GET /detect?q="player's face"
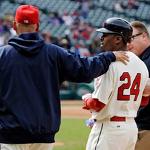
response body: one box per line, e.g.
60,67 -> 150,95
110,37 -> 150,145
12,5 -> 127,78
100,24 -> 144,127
100,33 -> 117,51
127,27 -> 144,56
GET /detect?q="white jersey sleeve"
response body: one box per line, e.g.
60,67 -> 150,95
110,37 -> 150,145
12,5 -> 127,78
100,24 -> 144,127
92,64 -> 115,105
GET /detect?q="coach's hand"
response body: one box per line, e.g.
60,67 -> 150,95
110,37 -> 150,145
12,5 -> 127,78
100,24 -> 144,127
113,51 -> 129,65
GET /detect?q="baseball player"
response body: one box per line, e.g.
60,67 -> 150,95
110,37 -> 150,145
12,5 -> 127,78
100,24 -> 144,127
82,18 -> 149,150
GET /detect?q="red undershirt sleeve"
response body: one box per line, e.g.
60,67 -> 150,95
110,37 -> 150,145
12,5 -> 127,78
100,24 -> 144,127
83,98 -> 106,112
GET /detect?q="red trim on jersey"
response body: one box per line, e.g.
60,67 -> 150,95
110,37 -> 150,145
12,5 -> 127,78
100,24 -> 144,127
140,96 -> 150,107
82,98 -> 106,112
110,116 -> 126,121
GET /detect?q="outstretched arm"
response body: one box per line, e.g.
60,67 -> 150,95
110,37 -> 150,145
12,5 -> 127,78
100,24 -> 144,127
57,44 -> 129,83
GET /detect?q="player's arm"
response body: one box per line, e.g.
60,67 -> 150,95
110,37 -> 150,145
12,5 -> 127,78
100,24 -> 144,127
57,45 -> 128,83
140,78 -> 150,107
143,78 -> 150,96
82,93 -> 106,112
140,96 -> 150,107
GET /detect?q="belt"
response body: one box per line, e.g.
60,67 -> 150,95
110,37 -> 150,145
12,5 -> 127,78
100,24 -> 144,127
110,116 -> 126,121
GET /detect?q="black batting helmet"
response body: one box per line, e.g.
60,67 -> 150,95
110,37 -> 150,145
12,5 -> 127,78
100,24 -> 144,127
96,17 -> 133,43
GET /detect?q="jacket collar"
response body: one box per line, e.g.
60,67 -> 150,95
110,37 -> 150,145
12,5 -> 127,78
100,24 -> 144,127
140,45 -> 150,60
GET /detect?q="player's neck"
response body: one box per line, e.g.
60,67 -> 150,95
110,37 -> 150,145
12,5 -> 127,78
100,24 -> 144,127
115,45 -> 127,52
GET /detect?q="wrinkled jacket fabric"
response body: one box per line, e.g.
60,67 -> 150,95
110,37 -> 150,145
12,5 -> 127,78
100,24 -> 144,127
0,32 -> 115,143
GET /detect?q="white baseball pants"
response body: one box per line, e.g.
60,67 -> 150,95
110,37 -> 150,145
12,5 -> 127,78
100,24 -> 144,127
86,118 -> 138,150
0,143 -> 54,150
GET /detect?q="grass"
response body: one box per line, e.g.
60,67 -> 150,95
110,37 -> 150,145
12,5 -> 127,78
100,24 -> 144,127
53,118 -> 90,150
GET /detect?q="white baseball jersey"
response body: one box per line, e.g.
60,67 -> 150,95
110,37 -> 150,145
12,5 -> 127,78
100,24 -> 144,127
91,51 -> 148,121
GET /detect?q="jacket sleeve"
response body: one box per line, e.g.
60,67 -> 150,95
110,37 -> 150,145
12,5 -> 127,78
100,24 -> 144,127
57,46 -> 116,83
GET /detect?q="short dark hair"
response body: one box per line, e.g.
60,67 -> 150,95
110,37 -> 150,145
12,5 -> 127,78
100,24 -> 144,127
131,21 -> 150,38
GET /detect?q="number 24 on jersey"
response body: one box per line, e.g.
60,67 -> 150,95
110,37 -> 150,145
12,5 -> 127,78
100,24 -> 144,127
117,72 -> 141,101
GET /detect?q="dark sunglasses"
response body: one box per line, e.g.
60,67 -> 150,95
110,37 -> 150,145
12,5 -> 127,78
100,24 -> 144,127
131,33 -> 143,40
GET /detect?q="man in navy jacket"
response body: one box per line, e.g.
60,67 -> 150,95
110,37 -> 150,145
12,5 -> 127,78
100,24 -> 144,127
0,5 -> 128,150
128,21 -> 150,150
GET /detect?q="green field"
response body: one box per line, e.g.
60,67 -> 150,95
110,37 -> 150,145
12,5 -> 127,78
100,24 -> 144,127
53,118 -> 90,150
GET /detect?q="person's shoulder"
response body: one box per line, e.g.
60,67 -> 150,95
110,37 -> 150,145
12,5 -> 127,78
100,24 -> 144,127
108,51 -> 134,70
127,51 -> 138,59
46,43 -> 68,53
0,45 -> 13,58
0,45 -> 13,52
127,51 -> 148,74
127,51 -> 145,64
0,44 -> 12,49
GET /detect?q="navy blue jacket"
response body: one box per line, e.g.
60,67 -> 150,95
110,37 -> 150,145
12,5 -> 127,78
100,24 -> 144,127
0,32 -> 115,143
135,46 -> 150,130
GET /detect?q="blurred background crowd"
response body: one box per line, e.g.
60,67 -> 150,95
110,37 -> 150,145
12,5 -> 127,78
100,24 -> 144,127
0,0 -> 150,99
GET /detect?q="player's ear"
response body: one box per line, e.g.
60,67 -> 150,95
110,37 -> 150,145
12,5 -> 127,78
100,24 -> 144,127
116,36 -> 122,41
116,35 -> 122,44
35,23 -> 39,32
13,21 -> 17,31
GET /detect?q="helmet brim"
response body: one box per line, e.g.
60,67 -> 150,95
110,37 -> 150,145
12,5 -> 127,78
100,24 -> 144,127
96,28 -> 117,34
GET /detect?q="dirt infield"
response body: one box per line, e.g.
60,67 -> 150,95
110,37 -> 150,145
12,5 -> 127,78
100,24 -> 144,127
61,100 -> 91,118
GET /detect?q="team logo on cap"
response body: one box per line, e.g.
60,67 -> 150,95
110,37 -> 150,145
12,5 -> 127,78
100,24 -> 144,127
24,20 -> 29,23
